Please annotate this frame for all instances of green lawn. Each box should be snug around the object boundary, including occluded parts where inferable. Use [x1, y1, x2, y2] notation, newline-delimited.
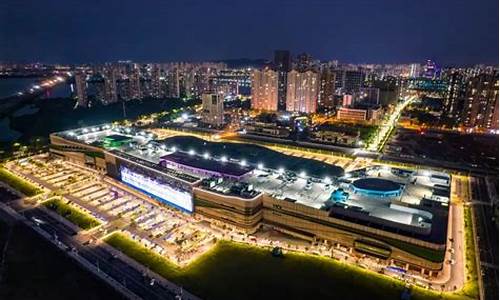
[385, 237, 446, 263]
[0, 167, 42, 197]
[357, 124, 379, 143]
[460, 207, 479, 299]
[105, 232, 471, 300]
[43, 198, 100, 230]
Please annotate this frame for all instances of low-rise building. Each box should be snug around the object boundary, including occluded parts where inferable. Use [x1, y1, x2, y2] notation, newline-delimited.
[310, 125, 360, 146]
[337, 106, 383, 122]
[243, 122, 291, 138]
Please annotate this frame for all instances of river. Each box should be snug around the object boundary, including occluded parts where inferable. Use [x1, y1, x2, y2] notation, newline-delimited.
[0, 77, 72, 142]
[0, 77, 72, 99]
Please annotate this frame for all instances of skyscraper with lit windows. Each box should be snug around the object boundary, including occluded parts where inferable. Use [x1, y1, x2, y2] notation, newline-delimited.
[318, 66, 336, 111]
[201, 93, 224, 127]
[74, 72, 88, 108]
[128, 64, 142, 100]
[251, 68, 278, 111]
[103, 66, 118, 104]
[286, 70, 319, 113]
[462, 73, 499, 130]
[274, 50, 290, 111]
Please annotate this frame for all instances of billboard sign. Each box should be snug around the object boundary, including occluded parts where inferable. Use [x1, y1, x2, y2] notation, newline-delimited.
[120, 166, 193, 213]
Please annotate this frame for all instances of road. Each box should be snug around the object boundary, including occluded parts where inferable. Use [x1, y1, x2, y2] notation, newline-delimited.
[3, 163, 200, 300]
[367, 95, 416, 152]
[470, 176, 499, 300]
[380, 153, 498, 176]
[21, 206, 183, 300]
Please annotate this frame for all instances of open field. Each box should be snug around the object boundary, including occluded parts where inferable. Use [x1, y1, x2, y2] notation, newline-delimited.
[43, 198, 101, 230]
[331, 122, 378, 143]
[0, 167, 42, 196]
[385, 128, 498, 171]
[105, 233, 471, 300]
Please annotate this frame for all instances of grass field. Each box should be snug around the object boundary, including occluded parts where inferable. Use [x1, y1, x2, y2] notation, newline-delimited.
[42, 198, 100, 230]
[0, 167, 42, 196]
[460, 207, 479, 299]
[0, 220, 124, 300]
[357, 124, 379, 143]
[105, 232, 472, 300]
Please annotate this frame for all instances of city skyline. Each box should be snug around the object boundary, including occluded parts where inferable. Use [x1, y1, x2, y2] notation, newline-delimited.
[1, 0, 498, 65]
[0, 1, 498, 300]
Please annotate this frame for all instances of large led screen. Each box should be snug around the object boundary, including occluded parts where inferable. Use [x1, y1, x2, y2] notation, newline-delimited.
[120, 166, 193, 213]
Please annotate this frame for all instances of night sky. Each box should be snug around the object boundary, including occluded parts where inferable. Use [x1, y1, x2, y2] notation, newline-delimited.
[1, 0, 498, 65]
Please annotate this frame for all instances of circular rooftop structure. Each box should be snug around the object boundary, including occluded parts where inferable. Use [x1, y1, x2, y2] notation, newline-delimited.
[351, 178, 402, 197]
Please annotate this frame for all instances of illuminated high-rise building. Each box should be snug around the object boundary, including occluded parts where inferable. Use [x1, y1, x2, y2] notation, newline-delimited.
[409, 63, 421, 78]
[318, 66, 336, 110]
[423, 60, 441, 79]
[128, 64, 142, 99]
[103, 66, 118, 104]
[166, 68, 180, 98]
[201, 93, 224, 126]
[333, 69, 365, 93]
[344, 70, 365, 92]
[151, 64, 163, 99]
[286, 70, 319, 113]
[183, 70, 195, 98]
[274, 50, 290, 111]
[442, 70, 467, 124]
[295, 52, 315, 71]
[212, 69, 251, 98]
[251, 68, 278, 111]
[74, 72, 88, 107]
[462, 73, 499, 130]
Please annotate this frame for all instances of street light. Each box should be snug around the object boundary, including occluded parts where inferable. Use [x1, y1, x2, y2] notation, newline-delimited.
[257, 163, 264, 170]
[188, 149, 195, 156]
[203, 152, 210, 159]
[278, 167, 285, 174]
[221, 156, 228, 163]
[240, 160, 247, 167]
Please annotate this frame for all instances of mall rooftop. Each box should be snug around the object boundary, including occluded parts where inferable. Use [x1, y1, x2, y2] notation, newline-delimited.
[52, 124, 449, 243]
[160, 151, 254, 180]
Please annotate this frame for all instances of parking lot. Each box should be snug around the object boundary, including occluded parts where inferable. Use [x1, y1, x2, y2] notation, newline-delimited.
[385, 128, 498, 171]
[246, 169, 331, 209]
[8, 155, 217, 267]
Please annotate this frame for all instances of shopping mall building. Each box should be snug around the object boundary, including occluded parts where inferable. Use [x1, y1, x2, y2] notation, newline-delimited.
[49, 124, 451, 277]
